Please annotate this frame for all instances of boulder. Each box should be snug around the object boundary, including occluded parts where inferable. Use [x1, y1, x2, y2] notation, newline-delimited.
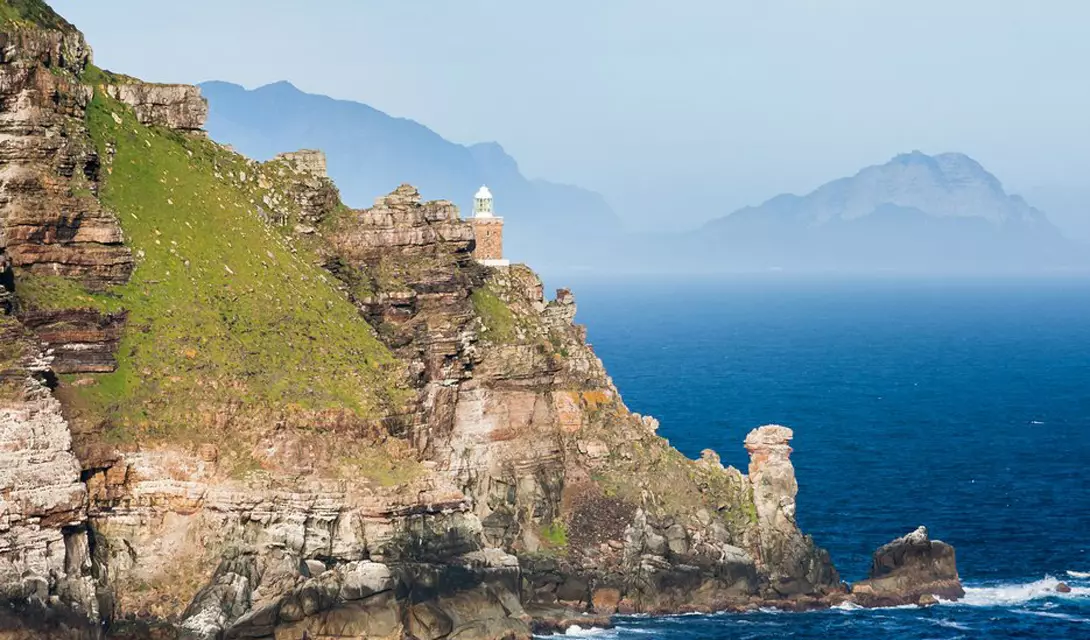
[339, 562, 394, 601]
[851, 526, 964, 607]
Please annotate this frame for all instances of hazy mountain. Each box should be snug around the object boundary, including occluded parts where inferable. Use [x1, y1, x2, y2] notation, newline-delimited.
[198, 81, 621, 269]
[688, 151, 1080, 273]
[1023, 185, 1090, 245]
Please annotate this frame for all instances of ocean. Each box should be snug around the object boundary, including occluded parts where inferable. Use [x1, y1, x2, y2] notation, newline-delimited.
[556, 275, 1090, 639]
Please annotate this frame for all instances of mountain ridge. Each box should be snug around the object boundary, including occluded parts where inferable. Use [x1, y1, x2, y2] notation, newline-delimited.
[198, 80, 621, 268]
[712, 150, 1053, 228]
[686, 150, 1077, 272]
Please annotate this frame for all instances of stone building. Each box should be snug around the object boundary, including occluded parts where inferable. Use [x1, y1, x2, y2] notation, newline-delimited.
[470, 185, 509, 266]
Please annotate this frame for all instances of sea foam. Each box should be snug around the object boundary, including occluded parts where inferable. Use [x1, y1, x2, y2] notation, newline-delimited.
[952, 576, 1089, 607]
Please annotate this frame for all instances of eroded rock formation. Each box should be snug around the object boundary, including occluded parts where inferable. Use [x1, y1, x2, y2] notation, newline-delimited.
[103, 83, 207, 134]
[851, 526, 964, 607]
[745, 426, 838, 596]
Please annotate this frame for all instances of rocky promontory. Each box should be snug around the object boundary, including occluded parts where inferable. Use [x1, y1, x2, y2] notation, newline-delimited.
[0, 2, 961, 638]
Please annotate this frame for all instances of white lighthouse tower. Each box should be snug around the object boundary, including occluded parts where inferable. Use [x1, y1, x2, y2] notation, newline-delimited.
[470, 185, 508, 266]
[474, 185, 494, 217]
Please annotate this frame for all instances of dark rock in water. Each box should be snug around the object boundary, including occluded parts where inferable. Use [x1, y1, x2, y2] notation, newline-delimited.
[850, 526, 964, 607]
[917, 594, 938, 607]
[1056, 582, 1072, 593]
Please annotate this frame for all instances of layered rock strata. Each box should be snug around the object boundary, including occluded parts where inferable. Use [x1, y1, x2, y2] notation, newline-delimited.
[16, 308, 126, 373]
[0, 20, 131, 288]
[0, 317, 98, 620]
[103, 83, 207, 134]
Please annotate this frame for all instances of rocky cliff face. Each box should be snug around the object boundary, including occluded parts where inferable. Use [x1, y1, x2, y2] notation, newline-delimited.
[0, 3, 957, 639]
[0, 316, 99, 623]
[0, 18, 131, 289]
[103, 83, 207, 134]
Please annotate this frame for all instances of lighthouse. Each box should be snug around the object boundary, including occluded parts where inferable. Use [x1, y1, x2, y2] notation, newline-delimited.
[470, 185, 509, 267]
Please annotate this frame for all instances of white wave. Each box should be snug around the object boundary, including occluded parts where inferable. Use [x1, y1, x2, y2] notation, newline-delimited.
[928, 618, 972, 631]
[951, 576, 1090, 607]
[1067, 570, 1090, 579]
[1014, 609, 1090, 623]
[832, 601, 864, 611]
[561, 625, 614, 638]
[533, 624, 617, 639]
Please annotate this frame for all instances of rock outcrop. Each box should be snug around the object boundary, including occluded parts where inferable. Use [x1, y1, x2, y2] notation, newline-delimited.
[745, 426, 839, 596]
[16, 307, 126, 373]
[325, 183, 482, 442]
[103, 83, 207, 133]
[275, 149, 327, 177]
[0, 317, 98, 620]
[0, 16, 132, 289]
[851, 526, 964, 607]
[264, 149, 339, 226]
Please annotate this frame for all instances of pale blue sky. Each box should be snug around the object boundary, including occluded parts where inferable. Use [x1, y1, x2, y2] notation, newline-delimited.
[53, 1, 1090, 232]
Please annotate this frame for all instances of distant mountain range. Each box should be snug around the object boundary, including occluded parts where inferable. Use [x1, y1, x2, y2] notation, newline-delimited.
[683, 151, 1080, 272]
[1024, 185, 1090, 245]
[199, 81, 621, 269]
[198, 82, 1082, 273]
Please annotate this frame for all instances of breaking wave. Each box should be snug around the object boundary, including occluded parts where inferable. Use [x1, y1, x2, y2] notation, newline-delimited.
[950, 576, 1090, 607]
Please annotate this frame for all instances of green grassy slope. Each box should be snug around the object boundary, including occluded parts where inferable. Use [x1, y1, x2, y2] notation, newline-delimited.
[40, 91, 409, 442]
[0, 0, 72, 30]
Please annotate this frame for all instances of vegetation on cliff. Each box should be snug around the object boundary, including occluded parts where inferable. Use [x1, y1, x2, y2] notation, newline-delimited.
[29, 90, 411, 450]
[470, 285, 518, 344]
[0, 0, 70, 30]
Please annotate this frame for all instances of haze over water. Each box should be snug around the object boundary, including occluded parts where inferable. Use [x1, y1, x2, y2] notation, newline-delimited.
[561, 275, 1090, 639]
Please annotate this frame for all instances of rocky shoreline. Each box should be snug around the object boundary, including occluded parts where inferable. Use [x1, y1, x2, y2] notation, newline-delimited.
[0, 521, 964, 639]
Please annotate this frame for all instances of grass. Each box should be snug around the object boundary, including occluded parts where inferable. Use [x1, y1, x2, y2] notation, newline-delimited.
[338, 445, 424, 487]
[471, 286, 517, 343]
[81, 63, 138, 87]
[0, 315, 30, 401]
[0, 0, 73, 30]
[540, 521, 569, 549]
[14, 272, 122, 312]
[57, 90, 410, 443]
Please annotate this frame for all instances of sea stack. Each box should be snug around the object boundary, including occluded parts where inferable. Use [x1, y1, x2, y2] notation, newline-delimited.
[851, 526, 964, 607]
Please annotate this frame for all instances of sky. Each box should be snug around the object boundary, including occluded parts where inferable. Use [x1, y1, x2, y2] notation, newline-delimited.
[53, 1, 1090, 235]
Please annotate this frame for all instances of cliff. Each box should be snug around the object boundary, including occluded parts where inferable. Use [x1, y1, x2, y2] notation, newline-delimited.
[0, 3, 954, 639]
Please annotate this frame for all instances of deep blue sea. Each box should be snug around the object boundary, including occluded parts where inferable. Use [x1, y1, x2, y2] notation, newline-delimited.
[554, 276, 1090, 639]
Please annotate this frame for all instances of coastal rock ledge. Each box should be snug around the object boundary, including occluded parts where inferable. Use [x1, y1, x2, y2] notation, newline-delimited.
[851, 526, 965, 607]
